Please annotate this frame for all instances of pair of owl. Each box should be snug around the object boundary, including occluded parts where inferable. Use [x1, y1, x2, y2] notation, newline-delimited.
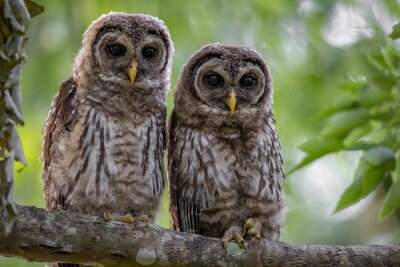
[41, 12, 285, 254]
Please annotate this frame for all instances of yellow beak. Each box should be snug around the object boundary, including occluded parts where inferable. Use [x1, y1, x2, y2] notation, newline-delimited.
[127, 61, 137, 84]
[226, 91, 236, 114]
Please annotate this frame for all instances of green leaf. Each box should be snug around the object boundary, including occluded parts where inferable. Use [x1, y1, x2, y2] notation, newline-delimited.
[288, 139, 343, 175]
[316, 99, 358, 119]
[389, 111, 400, 126]
[334, 147, 395, 213]
[362, 167, 388, 195]
[287, 154, 320, 175]
[24, 0, 44, 18]
[382, 43, 399, 75]
[338, 80, 365, 92]
[367, 52, 389, 72]
[379, 179, 400, 220]
[389, 22, 400, 40]
[345, 141, 377, 151]
[367, 74, 397, 91]
[343, 124, 372, 147]
[322, 109, 369, 139]
[298, 139, 343, 155]
[334, 172, 364, 213]
[334, 164, 386, 213]
[361, 147, 395, 168]
[393, 156, 400, 183]
[358, 86, 392, 107]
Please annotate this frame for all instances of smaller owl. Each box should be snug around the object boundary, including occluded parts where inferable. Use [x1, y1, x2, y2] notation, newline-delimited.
[168, 44, 285, 248]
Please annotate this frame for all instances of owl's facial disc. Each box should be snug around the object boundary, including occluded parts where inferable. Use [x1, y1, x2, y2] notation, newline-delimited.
[93, 29, 169, 90]
[93, 31, 137, 84]
[194, 59, 265, 113]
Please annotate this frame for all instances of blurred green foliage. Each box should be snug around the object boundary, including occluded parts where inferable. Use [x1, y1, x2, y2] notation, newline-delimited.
[1, 0, 400, 266]
[291, 24, 400, 221]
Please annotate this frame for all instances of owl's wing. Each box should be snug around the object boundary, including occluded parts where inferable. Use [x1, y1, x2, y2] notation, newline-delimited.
[168, 110, 182, 230]
[151, 105, 167, 197]
[41, 78, 79, 209]
[168, 111, 201, 233]
[262, 114, 285, 200]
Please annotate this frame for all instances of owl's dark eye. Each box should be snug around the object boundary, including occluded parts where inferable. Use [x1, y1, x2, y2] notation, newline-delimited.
[107, 44, 126, 57]
[240, 75, 256, 88]
[142, 46, 156, 59]
[205, 73, 224, 87]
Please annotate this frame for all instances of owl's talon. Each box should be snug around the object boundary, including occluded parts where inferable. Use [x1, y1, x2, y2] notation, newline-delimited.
[139, 214, 152, 223]
[222, 226, 245, 249]
[103, 213, 113, 221]
[103, 213, 135, 223]
[243, 218, 262, 239]
[239, 239, 245, 248]
[119, 214, 135, 223]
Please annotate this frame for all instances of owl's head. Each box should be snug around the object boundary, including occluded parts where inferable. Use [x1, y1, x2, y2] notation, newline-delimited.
[174, 43, 273, 128]
[75, 12, 174, 94]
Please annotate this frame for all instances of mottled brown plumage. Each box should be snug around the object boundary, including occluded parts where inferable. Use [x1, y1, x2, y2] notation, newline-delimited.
[41, 12, 173, 266]
[168, 44, 285, 247]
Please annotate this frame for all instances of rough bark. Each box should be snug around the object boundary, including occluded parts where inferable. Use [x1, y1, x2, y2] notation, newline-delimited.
[0, 0, 43, 234]
[0, 204, 398, 267]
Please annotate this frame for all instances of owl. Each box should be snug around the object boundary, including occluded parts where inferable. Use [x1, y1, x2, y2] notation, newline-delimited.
[168, 44, 285, 248]
[41, 12, 173, 240]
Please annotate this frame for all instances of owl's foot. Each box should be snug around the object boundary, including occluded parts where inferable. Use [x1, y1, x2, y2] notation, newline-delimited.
[103, 213, 135, 223]
[222, 226, 245, 249]
[243, 218, 262, 239]
[138, 214, 153, 223]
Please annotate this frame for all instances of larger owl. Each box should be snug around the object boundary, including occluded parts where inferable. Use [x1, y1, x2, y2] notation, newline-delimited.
[42, 11, 173, 236]
[168, 44, 285, 248]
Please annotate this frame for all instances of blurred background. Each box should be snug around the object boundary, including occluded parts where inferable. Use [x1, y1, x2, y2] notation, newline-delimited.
[2, 0, 400, 265]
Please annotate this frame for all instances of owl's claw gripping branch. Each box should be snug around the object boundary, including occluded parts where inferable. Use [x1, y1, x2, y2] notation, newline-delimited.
[138, 214, 153, 223]
[222, 226, 245, 249]
[103, 213, 135, 223]
[243, 218, 262, 239]
[103, 213, 154, 223]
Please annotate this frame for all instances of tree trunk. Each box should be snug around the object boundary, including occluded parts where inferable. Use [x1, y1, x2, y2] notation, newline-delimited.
[0, 0, 43, 234]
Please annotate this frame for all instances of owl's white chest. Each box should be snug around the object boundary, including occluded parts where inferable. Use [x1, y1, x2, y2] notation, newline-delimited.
[63, 106, 164, 206]
[174, 127, 238, 207]
[174, 125, 282, 209]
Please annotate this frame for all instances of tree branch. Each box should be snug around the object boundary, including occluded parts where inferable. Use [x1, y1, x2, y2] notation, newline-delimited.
[0, 204, 398, 266]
